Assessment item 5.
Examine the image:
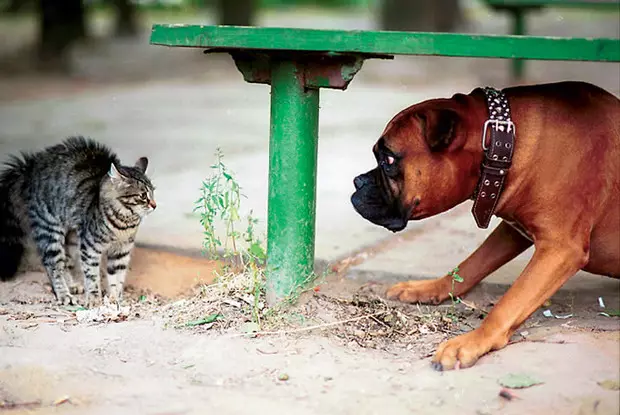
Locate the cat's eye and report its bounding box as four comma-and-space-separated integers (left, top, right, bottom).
141, 192, 147, 200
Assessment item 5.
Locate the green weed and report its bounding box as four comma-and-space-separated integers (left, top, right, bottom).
194, 148, 244, 258
193, 148, 323, 330
447, 266, 463, 321
194, 148, 268, 325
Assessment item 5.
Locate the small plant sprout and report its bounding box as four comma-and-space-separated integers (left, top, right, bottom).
448, 266, 463, 320
194, 148, 268, 325
193, 149, 320, 328
194, 148, 244, 259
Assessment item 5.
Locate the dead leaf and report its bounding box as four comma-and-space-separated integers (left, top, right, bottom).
76, 302, 130, 324
10, 311, 34, 321
597, 379, 620, 391
240, 322, 260, 334
498, 373, 544, 389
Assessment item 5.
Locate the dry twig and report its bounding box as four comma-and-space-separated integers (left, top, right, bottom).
231, 311, 387, 337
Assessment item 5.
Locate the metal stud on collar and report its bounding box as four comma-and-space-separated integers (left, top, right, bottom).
472, 86, 516, 229
481, 87, 515, 151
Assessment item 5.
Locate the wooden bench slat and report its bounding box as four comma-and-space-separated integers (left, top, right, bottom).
150, 25, 620, 62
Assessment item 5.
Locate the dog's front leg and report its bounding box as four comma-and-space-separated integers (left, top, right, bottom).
431, 239, 589, 370
387, 221, 532, 303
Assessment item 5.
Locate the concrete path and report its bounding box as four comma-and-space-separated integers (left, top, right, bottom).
1, 7, 619, 415
0, 74, 481, 260
2, 73, 618, 296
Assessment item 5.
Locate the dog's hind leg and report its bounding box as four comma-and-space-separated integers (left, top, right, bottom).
387, 220, 532, 304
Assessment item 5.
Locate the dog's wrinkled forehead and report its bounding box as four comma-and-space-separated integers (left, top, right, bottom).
380, 97, 468, 156
380, 106, 428, 149
373, 137, 395, 156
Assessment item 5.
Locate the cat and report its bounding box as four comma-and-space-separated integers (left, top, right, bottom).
0, 136, 156, 306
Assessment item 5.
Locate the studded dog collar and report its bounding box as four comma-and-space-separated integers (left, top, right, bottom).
471, 87, 516, 229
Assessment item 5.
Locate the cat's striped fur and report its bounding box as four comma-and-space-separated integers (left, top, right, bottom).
0, 137, 155, 306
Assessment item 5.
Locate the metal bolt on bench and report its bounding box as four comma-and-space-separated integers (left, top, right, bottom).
150, 25, 619, 304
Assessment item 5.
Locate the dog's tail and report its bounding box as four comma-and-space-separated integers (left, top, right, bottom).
0, 156, 26, 281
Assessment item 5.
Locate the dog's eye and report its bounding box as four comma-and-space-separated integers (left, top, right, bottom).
380, 154, 395, 166
380, 155, 398, 176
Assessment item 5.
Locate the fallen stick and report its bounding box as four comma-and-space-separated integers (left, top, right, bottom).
0, 399, 42, 410
231, 311, 386, 338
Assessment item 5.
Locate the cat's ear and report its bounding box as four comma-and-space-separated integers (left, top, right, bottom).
135, 157, 148, 174
108, 163, 123, 181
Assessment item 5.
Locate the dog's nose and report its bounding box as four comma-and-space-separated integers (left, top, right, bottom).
354, 176, 366, 190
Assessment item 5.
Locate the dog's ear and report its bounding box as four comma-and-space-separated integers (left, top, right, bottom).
418, 109, 460, 152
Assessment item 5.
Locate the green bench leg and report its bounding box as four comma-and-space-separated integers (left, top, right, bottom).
266, 60, 320, 304
511, 8, 526, 80
230, 52, 367, 304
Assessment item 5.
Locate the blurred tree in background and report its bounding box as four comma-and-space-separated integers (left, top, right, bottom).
212, 0, 463, 32
380, 0, 463, 32
38, 0, 86, 71
0, 0, 465, 73
216, 0, 256, 26
1, 0, 139, 70
112, 0, 138, 37
3, 0, 28, 13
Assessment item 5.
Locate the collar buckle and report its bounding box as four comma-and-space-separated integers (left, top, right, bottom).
482, 119, 516, 151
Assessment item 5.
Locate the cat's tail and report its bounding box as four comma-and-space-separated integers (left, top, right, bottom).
0, 156, 26, 281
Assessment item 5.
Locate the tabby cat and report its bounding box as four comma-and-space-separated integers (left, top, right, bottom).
0, 137, 156, 306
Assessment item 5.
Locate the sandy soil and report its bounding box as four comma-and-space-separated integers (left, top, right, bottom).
1, 9, 618, 415
126, 247, 220, 298
1, 247, 619, 415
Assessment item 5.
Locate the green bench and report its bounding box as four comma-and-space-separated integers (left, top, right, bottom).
150, 25, 619, 304
483, 0, 620, 79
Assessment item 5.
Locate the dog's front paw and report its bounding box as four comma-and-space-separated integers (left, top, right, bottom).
431, 329, 508, 371
386, 278, 451, 304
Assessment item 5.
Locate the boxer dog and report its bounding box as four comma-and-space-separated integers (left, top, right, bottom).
351, 81, 619, 370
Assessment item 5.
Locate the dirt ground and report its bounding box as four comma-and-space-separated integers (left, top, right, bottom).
1, 7, 619, 415
1, 246, 619, 415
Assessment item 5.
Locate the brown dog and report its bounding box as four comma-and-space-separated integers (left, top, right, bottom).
351, 81, 620, 370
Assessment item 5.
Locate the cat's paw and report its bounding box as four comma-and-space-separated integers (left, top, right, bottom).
83, 293, 103, 309
56, 293, 76, 306
106, 285, 124, 305
69, 284, 84, 295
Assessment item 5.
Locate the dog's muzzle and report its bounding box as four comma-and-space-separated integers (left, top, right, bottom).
350, 169, 408, 232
